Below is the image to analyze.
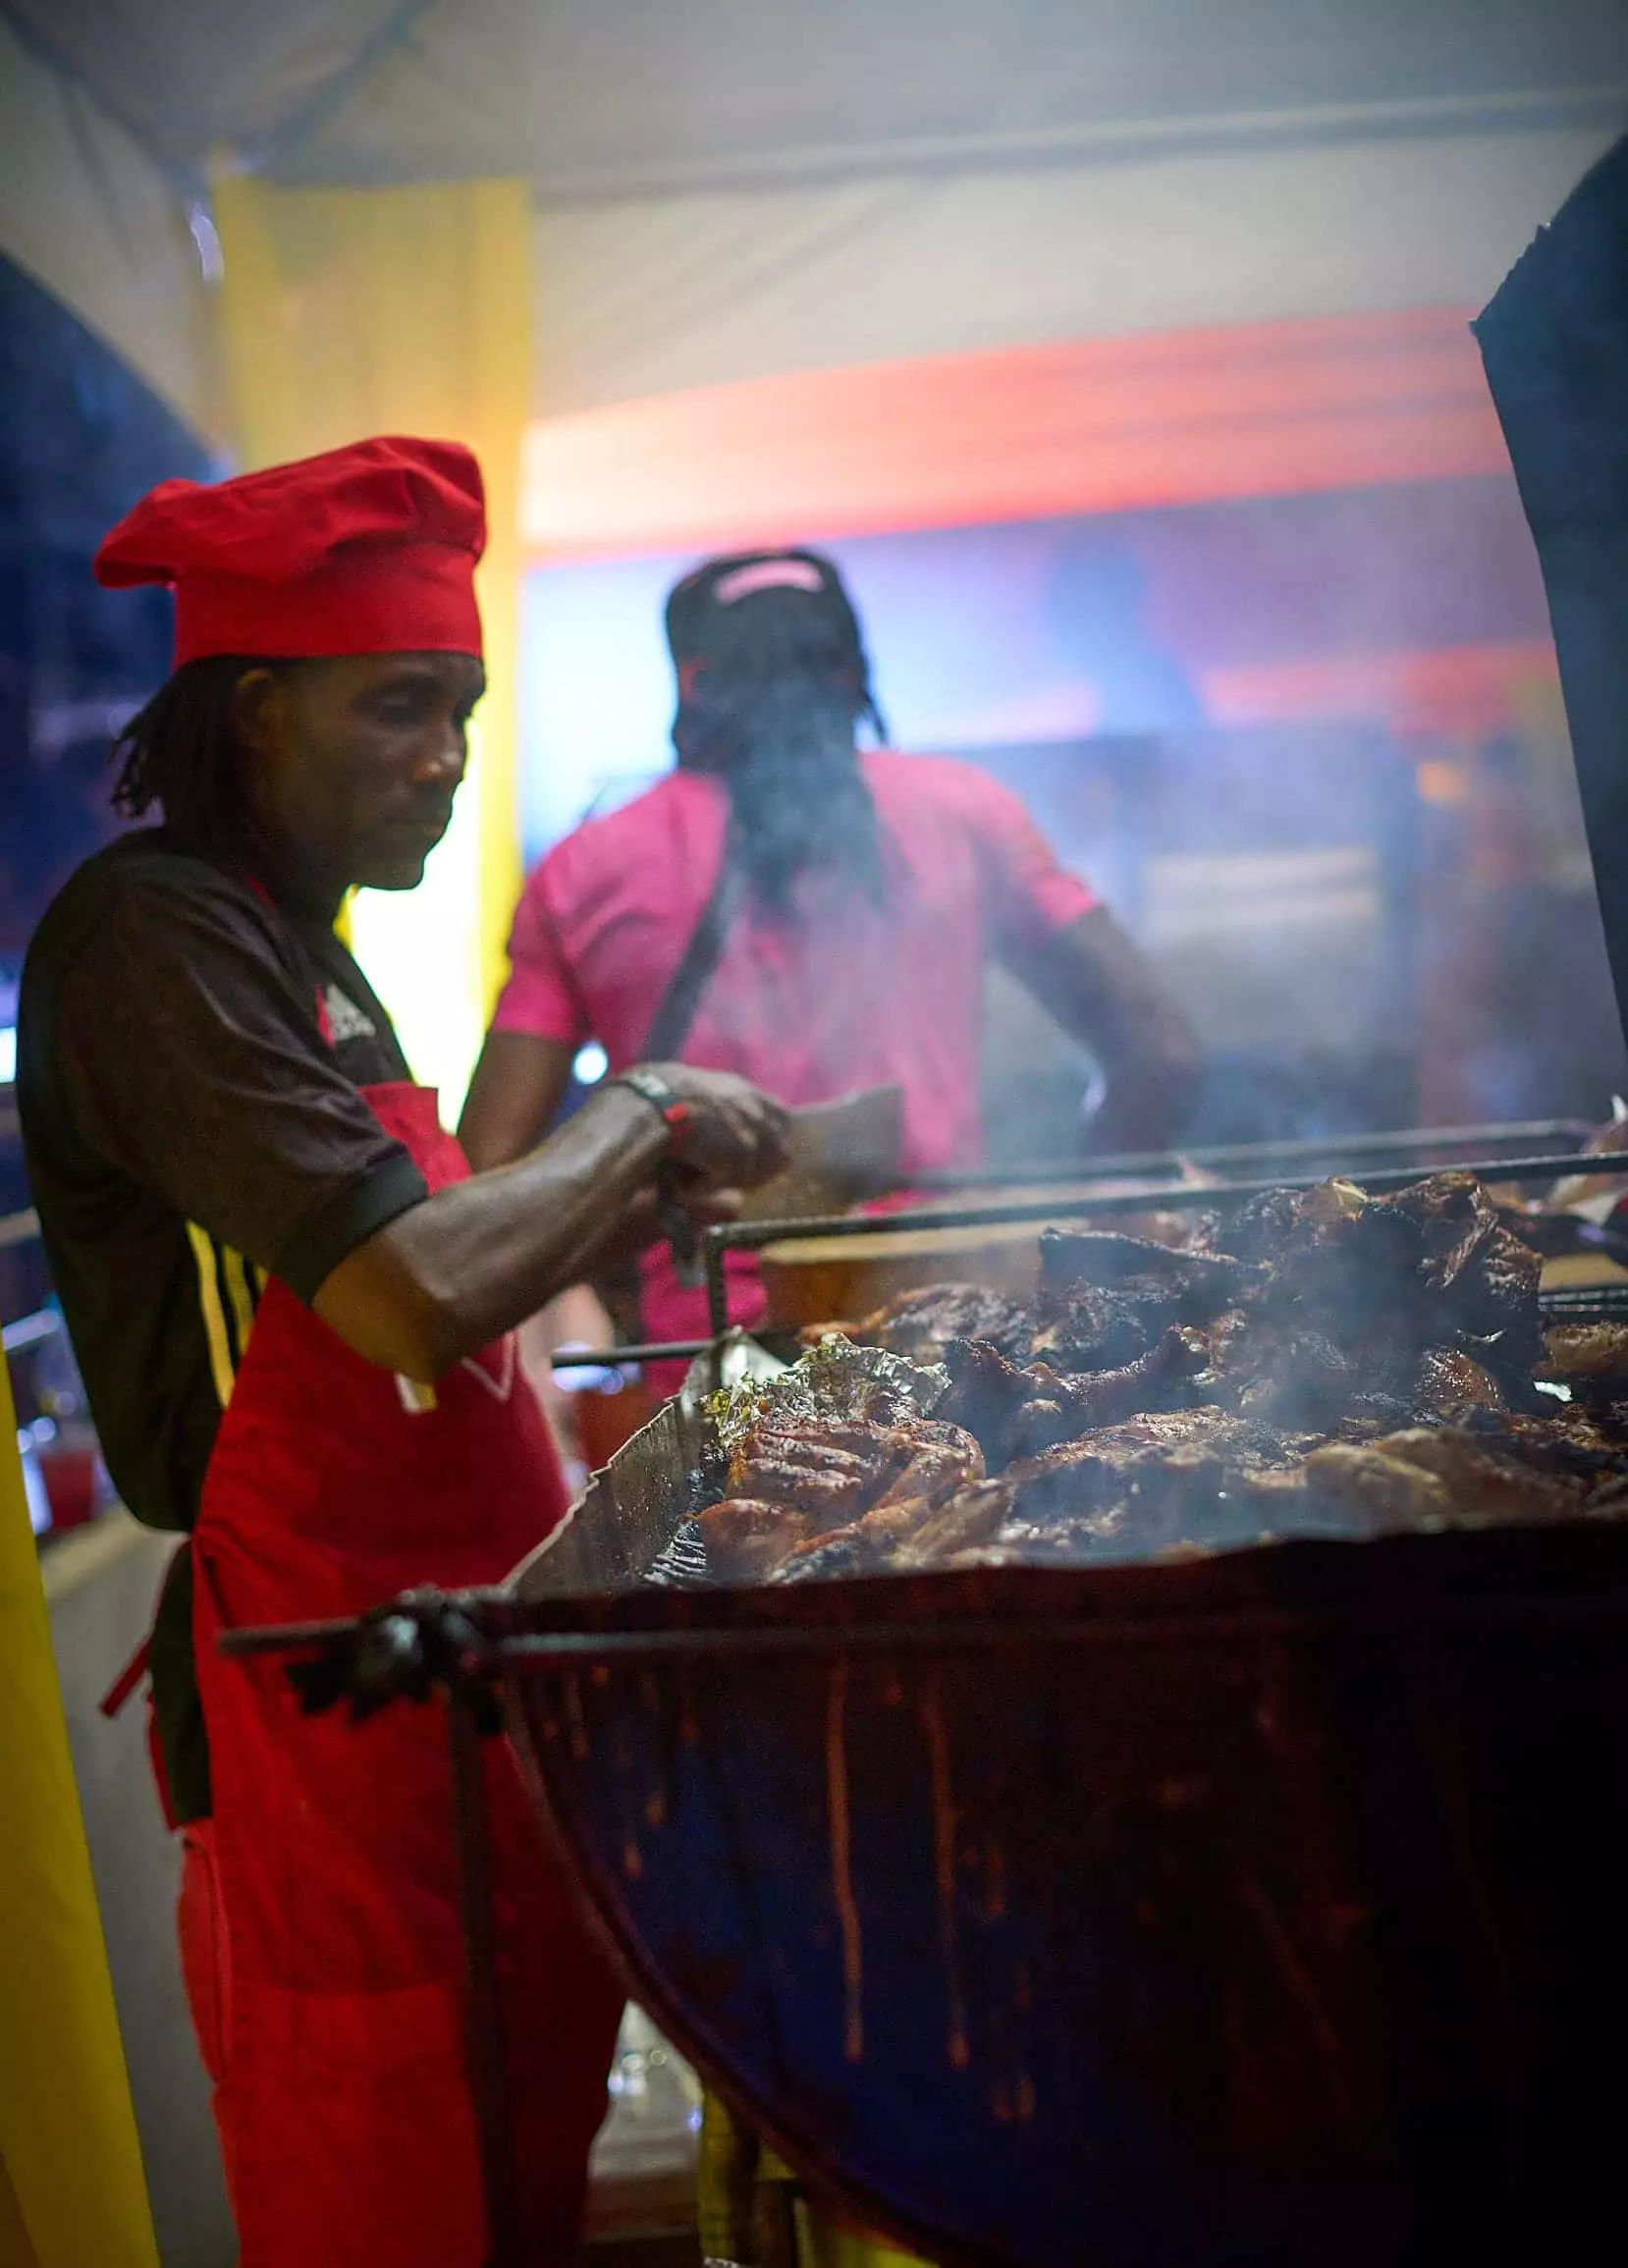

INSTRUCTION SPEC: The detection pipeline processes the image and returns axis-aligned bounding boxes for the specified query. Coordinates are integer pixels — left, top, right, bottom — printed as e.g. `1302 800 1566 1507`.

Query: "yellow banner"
0 1356 158 2268
212 171 532 1120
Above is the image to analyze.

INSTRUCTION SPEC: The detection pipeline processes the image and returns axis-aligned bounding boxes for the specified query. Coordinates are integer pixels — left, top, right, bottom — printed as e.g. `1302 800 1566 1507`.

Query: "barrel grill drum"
503 1368 1628 2268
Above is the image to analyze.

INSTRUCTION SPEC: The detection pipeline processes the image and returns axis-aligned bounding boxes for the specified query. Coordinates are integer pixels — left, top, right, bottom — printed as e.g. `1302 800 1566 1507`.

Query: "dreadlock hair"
666 551 889 919
110 654 288 852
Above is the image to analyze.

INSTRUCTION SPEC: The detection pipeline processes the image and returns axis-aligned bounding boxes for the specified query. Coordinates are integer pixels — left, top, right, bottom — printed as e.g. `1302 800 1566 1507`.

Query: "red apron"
185 1078 624 2265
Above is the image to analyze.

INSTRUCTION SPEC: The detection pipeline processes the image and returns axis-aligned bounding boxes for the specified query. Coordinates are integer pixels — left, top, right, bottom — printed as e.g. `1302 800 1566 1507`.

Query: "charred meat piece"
1461 1404 1628 1488
1541 1323 1628 1381
937 1338 1048 1462
1437 1227 1546 1380
700 1497 827 1582
1300 1441 1454 1532
847 1283 1034 1364
1035 1235 1265 1362
1232 1331 1381 1432
1305 1427 1592 1534
1002 1408 1265 1522
1388 1427 1594 1525
1038 1228 1263 1302
894 1478 1019 1566
1027 1278 1180 1372
761 1425 983 1583
982 1410 1314 1560
714 1413 981 1580
1410 1346 1508 1424
939 1327 1206 1463
771 1526 878 1584
857 1424 985 1547
725 1428 895 1525
1005 1327 1209 1455
1385 1171 1502 1293
1213 1187 1305 1265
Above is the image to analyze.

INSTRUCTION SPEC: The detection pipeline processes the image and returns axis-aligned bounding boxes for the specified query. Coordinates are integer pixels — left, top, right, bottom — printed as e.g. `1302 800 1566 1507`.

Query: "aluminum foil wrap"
513 1332 945 1601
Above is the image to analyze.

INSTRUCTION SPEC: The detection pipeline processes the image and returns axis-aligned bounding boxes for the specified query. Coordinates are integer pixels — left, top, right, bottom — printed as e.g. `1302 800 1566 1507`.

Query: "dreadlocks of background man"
110 655 284 853
671 574 891 920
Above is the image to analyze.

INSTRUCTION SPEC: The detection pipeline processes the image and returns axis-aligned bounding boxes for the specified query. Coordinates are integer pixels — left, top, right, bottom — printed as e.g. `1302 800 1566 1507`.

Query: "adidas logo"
324 985 376 1044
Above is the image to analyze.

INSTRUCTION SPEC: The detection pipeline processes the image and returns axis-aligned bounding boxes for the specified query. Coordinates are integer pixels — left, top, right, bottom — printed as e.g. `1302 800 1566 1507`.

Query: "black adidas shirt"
18 831 431 1821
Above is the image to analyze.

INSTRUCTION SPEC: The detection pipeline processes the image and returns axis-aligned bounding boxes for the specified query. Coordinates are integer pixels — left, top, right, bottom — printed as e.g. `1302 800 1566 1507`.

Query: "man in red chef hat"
16 437 790 2266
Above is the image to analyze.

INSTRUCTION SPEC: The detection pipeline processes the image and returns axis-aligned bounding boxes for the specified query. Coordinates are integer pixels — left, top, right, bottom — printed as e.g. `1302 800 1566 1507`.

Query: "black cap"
665 548 863 669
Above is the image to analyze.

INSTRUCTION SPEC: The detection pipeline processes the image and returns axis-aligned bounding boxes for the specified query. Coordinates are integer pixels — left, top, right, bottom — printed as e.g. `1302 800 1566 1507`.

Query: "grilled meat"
1411 1346 1508 1423
1304 1429 1592 1533
842 1283 1034 1365
700 1497 828 1582
713 1409 983 1581
697 1172 1628 1582
1037 1228 1263 1305
938 1327 1206 1462
1541 1323 1628 1382
1004 1329 1210 1456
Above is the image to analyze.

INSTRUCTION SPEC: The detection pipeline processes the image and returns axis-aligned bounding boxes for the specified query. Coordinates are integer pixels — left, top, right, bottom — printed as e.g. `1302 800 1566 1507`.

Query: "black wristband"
608 1066 693 1138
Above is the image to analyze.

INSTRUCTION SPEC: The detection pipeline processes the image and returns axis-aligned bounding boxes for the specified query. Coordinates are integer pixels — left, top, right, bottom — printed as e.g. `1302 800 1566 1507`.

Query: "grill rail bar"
701 1151 1628 1338
915 1118 1599 1190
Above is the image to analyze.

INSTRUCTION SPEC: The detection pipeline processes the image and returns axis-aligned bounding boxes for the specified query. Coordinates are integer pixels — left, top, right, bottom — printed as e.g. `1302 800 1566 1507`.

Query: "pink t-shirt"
497 751 1094 1169
495 751 1096 1359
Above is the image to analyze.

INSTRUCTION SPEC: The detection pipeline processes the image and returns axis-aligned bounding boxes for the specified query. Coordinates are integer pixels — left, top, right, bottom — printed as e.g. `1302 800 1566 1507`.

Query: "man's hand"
642 1062 791 1189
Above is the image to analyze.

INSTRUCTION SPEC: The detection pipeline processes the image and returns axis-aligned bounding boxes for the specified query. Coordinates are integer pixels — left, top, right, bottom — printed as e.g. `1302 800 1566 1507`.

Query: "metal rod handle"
548 1338 713 1371
702 1151 1628 1336
915 1118 1598 1189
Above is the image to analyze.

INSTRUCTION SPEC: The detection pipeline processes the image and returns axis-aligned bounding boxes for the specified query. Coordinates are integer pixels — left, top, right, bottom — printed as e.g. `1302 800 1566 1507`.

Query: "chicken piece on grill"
908 1411 1317 1566
893 1478 1018 1566
938 1326 1206 1463
1211 1187 1304 1265
723 1420 899 1525
1541 1323 1628 1384
1297 1177 1540 1374
1463 1401 1628 1476
844 1282 1035 1364
1005 1327 1210 1456
1039 1227 1264 1300
856 1423 984 1547
1304 1428 1593 1534
1411 1346 1508 1423
712 1411 982 1581
700 1497 828 1582
770 1424 987 1585
1000 1408 1278 1522
1031 1233 1264 1371
771 1527 874 1583
1299 1441 1454 1531
935 1338 1041 1462
1027 1279 1183 1372
1388 1171 1502 1291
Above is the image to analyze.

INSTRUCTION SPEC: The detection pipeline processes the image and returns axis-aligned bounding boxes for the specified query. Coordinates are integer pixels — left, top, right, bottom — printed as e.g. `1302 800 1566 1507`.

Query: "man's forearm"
1013 908 1203 1156
1087 1044 1202 1154
314 1083 669 1377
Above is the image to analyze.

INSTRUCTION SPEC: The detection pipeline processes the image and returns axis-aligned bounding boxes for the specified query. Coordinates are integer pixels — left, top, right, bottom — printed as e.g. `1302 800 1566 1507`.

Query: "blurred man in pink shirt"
461 549 1199 1370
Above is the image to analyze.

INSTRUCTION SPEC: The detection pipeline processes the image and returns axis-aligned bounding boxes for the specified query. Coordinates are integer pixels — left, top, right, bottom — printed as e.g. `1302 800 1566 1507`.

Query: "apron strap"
641 852 746 1061
99 1637 150 1719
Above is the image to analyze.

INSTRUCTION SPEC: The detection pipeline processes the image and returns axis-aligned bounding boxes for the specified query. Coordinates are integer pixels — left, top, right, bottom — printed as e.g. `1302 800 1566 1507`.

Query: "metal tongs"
656 1161 704 1285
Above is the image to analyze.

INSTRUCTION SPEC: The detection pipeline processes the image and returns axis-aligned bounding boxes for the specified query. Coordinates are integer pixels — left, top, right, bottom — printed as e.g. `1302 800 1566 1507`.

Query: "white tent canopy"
3 0 1627 437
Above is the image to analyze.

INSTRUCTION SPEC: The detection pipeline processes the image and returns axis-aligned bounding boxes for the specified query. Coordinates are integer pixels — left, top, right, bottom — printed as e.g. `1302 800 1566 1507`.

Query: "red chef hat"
94 436 486 668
